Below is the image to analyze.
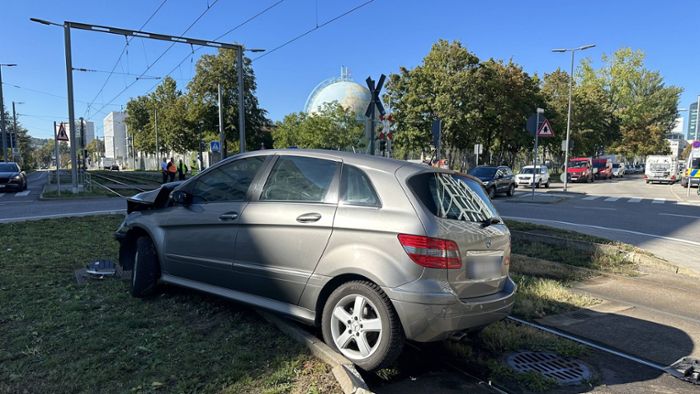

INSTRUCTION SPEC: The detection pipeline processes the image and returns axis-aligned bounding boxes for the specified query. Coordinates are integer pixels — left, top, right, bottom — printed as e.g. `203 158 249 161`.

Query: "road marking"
503 216 700 247
582 196 600 200
652 198 665 204
628 197 642 203
573 206 616 211
603 197 619 202
659 213 700 219
14 191 30 197
0 209 126 224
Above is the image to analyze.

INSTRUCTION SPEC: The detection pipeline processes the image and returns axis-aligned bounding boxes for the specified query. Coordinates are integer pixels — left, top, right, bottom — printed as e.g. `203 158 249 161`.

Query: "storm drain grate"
506 351 592 386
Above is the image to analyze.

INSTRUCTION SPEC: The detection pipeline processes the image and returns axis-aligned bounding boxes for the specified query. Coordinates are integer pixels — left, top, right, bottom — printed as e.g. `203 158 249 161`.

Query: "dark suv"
467 166 516 199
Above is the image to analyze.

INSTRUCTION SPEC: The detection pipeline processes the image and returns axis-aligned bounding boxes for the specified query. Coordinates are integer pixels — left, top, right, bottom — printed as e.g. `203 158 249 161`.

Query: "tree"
188 49 271 153
579 48 681 157
272 102 364 150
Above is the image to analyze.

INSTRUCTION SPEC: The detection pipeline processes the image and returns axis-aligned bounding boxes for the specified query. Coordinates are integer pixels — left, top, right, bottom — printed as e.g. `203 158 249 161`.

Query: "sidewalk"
537 261 700 384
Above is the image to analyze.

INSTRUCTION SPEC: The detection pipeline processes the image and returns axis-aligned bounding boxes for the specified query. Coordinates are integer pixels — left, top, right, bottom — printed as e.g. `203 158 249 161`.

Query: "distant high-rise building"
687 102 698 141
104 112 127 162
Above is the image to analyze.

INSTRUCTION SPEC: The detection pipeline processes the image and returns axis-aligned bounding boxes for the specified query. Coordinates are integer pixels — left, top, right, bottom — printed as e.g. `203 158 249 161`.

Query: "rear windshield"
468 167 497 178
408 172 498 223
0 163 19 172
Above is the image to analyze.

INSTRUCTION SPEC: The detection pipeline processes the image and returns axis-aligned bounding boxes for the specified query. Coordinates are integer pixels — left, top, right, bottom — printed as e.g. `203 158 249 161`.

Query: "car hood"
126 181 183 213
0 171 20 177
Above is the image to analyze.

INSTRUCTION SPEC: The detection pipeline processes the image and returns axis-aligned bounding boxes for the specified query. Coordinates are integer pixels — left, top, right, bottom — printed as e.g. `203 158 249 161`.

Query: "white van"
515 165 550 188
644 155 678 184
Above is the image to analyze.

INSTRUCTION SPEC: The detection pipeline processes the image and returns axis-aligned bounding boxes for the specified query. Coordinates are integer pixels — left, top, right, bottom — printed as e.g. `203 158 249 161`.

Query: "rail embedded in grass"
0 216 340 393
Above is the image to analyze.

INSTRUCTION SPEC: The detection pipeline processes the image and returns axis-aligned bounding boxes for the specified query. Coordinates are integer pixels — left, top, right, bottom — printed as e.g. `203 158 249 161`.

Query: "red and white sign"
56 123 69 142
537 119 555 138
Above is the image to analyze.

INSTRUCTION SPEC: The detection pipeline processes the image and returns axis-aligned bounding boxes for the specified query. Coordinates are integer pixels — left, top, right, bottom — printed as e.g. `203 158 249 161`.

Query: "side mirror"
171 190 192 206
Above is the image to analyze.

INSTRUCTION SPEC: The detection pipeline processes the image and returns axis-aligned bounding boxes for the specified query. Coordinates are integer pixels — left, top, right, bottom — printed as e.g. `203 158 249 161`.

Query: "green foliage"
124 49 271 155
385 40 542 167
272 102 364 150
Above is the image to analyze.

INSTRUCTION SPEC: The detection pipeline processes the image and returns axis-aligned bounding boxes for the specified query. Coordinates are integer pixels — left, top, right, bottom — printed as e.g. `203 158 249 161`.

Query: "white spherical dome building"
304 67 371 121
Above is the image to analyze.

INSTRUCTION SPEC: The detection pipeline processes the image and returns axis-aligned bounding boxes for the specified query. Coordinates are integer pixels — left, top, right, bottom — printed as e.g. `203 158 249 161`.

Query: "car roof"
222 149 432 174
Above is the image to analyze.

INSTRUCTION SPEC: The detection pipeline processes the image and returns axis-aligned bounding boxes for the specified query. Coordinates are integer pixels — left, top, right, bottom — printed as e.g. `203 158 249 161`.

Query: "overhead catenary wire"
141 0 287 96
2 81 122 107
87 0 220 121
252 0 375 62
83 0 169 119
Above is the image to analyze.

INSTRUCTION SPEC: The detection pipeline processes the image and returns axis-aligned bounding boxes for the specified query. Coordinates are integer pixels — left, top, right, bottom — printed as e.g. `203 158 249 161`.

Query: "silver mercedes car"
115 149 516 371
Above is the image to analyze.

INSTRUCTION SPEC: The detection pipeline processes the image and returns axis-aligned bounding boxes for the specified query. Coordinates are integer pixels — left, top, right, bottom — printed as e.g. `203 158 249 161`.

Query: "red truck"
592 158 613 180
567 157 594 183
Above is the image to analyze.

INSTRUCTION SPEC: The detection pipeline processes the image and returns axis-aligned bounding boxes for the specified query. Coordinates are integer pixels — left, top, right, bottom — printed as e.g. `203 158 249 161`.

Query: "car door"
160 155 268 289
496 168 507 192
232 154 340 304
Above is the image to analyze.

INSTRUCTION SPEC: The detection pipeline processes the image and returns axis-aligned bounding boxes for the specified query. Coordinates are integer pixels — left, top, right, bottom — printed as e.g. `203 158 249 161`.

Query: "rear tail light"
397 234 462 269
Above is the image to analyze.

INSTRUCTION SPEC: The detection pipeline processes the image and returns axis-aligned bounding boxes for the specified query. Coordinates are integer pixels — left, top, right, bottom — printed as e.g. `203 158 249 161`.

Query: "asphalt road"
0 171 125 223
494 174 700 272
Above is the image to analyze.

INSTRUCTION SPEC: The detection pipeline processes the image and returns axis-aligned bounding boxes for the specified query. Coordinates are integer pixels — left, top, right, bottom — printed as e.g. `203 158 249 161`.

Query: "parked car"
566 157 594 183
612 163 625 178
0 162 27 191
592 158 613 180
115 150 516 371
645 155 678 184
467 165 516 198
515 165 549 188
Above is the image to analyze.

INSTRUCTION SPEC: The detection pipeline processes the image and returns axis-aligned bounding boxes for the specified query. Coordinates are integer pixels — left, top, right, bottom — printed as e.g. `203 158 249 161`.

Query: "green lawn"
0 216 339 393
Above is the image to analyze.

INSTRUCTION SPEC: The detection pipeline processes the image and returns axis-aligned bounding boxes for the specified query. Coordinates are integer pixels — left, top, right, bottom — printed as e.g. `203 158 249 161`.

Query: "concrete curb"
0 210 126 224
257 310 372 394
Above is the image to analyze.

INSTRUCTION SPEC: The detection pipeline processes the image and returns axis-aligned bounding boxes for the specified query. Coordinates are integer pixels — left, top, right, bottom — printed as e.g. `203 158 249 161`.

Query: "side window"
190 156 265 204
340 165 380 207
496 169 504 178
260 156 339 202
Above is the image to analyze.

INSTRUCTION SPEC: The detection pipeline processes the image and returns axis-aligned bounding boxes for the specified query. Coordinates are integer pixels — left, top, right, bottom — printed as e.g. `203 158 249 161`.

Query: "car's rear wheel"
544 180 550 188
322 281 404 371
131 236 161 298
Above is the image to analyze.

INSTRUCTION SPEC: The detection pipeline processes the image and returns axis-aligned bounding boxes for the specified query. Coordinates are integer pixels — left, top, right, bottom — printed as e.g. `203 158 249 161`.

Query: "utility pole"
532 108 544 200
63 24 78 192
218 83 225 160
11 102 18 161
154 107 159 170
0 64 17 162
237 49 246 153
695 95 699 141
54 122 61 197
79 117 85 171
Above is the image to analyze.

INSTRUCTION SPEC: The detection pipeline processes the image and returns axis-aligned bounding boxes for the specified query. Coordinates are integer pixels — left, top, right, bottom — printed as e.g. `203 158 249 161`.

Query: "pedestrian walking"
160 158 168 183
177 159 188 181
167 157 177 182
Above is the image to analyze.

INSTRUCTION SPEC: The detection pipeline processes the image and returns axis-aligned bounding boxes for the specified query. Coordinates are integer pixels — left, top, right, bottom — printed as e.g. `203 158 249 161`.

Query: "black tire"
544 181 550 188
536 180 541 188
488 186 496 199
507 184 515 197
321 281 404 371
131 236 161 298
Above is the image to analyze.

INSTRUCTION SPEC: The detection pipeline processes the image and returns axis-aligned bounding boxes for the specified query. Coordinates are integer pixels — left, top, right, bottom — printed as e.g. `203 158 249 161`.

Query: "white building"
672 117 684 134
104 112 127 163
55 120 95 147
667 132 689 159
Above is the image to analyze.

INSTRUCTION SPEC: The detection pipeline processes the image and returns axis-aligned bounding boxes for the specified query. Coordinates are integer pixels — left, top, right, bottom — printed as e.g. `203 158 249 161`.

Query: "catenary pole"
237 49 246 153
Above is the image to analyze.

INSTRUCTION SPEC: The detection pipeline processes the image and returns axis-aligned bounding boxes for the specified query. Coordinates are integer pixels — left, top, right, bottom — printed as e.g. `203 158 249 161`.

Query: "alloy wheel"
330 294 383 361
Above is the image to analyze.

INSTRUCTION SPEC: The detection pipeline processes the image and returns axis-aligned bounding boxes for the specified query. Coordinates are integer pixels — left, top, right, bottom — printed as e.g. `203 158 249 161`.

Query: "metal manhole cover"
506 351 592 386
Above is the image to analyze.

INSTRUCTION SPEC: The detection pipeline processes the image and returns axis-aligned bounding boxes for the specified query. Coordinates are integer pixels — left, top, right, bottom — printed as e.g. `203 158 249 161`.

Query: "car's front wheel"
507 184 515 197
487 186 496 199
131 236 161 298
322 281 404 371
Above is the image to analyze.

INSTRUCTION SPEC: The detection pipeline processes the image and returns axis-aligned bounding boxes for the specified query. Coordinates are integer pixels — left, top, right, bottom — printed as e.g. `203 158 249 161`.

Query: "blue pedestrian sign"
210 141 220 153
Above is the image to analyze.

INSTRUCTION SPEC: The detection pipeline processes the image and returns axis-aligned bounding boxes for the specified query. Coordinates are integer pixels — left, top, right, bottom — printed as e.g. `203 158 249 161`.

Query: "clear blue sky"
2 0 698 139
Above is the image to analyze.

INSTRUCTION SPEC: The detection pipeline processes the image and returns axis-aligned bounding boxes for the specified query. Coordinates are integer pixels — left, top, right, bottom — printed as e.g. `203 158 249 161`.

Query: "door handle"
296 212 321 223
219 212 239 221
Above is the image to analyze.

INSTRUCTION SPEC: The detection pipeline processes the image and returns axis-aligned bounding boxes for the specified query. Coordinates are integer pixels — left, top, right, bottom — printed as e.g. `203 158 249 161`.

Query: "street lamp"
552 44 596 192
0 63 17 162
